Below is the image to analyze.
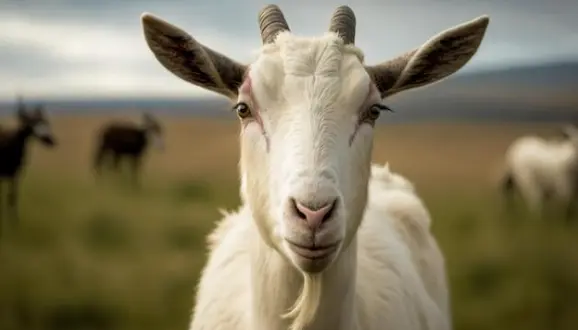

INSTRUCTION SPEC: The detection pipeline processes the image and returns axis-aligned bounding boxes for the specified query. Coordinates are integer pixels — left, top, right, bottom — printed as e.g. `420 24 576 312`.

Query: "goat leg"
130 156 142 190
0 181 3 236
8 177 19 225
566 197 577 223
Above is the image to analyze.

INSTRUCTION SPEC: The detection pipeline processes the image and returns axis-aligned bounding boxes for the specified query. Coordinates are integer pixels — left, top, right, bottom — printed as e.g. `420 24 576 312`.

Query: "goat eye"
234 102 252 119
366 104 382 121
365 103 393 122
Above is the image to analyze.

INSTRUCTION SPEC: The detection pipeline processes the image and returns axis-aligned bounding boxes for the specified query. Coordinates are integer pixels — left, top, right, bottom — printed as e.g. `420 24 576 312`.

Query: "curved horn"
258 4 290 44
328 5 356 45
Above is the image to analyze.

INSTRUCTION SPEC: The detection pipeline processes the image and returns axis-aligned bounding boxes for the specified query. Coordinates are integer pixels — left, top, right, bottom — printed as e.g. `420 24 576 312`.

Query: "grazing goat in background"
142 4 489 330
93 112 164 187
501 124 578 220
0 97 57 226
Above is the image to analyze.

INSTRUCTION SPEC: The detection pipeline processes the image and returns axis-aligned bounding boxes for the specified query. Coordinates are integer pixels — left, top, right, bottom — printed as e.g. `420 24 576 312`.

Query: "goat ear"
366 15 489 98
141 13 247 100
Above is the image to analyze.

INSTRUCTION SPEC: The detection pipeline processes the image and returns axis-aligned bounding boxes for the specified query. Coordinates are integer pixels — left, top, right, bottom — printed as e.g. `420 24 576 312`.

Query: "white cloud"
2 18 146 63
1 1 578 100
0 15 256 99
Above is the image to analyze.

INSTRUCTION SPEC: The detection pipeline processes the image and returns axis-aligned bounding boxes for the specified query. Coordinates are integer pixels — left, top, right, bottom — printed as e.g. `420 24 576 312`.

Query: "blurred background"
1 0 578 329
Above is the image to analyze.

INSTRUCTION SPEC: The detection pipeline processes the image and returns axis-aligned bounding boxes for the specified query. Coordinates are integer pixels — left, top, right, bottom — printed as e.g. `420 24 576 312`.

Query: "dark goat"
0 97 57 227
93 112 164 187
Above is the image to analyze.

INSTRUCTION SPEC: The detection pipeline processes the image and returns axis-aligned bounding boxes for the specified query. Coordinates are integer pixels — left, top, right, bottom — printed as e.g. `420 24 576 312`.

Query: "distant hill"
448 60 578 88
376 60 578 123
1 60 578 123
0 97 234 118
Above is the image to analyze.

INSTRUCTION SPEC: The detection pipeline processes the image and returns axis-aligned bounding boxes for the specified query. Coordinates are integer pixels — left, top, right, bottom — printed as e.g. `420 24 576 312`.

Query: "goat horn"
328 5 356 45
258 4 290 44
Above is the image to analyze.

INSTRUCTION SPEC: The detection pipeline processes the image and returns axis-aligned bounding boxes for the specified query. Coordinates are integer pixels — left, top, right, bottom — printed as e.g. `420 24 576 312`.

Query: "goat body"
0 102 56 225
0 127 34 178
190 164 450 330
96 123 149 156
0 127 30 226
141 4 488 330
502 135 578 216
93 122 149 185
93 115 163 188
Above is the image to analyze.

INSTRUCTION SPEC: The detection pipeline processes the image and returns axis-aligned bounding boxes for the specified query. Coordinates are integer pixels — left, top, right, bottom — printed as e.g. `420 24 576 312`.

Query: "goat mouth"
285 239 340 260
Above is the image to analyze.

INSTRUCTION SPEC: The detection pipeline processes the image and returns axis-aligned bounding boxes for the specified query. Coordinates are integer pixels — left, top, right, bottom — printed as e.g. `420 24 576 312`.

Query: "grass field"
1 114 577 330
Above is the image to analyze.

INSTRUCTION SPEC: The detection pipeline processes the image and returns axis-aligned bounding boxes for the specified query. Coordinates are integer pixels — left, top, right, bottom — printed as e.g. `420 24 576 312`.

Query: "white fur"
502 128 578 213
370 162 416 193
233 34 380 329
141 9 489 330
187 27 458 330
190 163 450 330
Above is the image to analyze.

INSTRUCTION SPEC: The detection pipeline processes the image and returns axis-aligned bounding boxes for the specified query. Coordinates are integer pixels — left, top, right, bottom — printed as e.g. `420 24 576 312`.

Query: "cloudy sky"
1 0 577 100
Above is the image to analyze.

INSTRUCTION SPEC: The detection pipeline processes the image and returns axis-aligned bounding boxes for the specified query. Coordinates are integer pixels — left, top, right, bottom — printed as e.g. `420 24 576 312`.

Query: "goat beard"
282 272 323 330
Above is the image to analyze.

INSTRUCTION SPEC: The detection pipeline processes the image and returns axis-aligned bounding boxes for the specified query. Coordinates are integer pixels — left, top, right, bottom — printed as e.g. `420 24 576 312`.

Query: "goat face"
18 105 57 147
142 112 164 151
142 5 489 274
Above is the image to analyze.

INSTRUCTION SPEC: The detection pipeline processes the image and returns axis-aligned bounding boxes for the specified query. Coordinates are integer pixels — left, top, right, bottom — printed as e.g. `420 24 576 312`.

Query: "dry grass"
0 114 576 330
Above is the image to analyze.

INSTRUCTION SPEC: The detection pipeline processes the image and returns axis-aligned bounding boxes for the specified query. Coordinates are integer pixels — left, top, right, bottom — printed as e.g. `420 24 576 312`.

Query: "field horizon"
3 59 578 123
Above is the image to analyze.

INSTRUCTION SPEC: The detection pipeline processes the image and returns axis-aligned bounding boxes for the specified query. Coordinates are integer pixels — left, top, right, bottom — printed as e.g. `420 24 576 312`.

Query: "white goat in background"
501 124 578 219
141 4 489 330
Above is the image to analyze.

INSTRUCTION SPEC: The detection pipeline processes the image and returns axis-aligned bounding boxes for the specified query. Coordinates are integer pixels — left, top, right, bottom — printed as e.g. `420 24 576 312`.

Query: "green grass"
0 172 236 330
1 172 577 330
424 189 578 330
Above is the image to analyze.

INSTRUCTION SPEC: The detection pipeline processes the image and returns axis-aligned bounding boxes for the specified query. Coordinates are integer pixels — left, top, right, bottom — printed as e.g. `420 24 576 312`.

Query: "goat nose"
290 198 337 229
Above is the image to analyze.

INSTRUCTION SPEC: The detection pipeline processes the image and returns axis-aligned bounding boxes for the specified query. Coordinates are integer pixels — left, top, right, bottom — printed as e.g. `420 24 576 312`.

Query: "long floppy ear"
141 13 247 100
366 15 489 98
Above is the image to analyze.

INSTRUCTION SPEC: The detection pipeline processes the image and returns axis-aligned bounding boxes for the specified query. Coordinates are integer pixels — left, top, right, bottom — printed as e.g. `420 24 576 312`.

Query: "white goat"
368 163 451 319
501 125 578 218
141 4 489 330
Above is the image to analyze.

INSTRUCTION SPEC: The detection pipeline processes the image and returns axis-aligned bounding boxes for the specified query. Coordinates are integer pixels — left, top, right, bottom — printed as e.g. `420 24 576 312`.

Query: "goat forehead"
278 34 343 76
250 33 370 113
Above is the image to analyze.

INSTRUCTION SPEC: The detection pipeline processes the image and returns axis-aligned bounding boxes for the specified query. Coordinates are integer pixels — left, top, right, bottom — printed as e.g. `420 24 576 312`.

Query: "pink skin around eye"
349 82 380 146
239 77 270 152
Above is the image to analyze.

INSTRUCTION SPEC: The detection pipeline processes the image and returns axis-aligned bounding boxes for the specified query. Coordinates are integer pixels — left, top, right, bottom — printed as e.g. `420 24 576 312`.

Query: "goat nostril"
322 200 336 222
290 198 307 220
290 198 337 229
